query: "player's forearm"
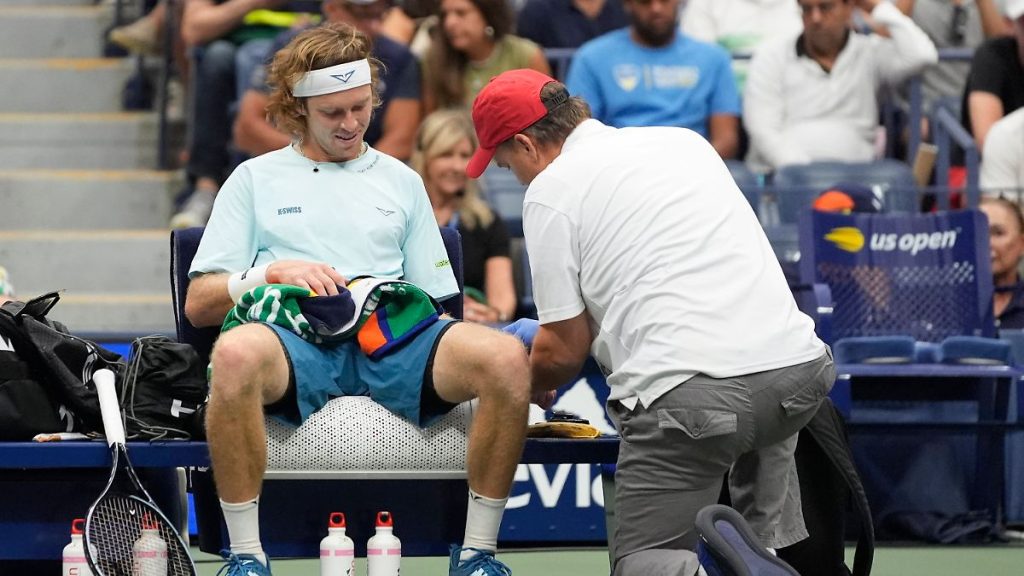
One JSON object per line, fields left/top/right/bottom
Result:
{"left": 529, "top": 327, "right": 586, "bottom": 393}
{"left": 184, "top": 272, "right": 235, "bottom": 328}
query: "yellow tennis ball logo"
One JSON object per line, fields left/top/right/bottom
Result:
{"left": 824, "top": 227, "right": 865, "bottom": 253}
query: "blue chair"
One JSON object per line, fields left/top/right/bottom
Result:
{"left": 773, "top": 160, "right": 920, "bottom": 225}
{"left": 724, "top": 159, "right": 762, "bottom": 216}
{"left": 798, "top": 209, "right": 1022, "bottom": 525}
{"left": 170, "top": 227, "right": 472, "bottom": 557}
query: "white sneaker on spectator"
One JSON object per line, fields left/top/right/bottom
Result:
{"left": 170, "top": 188, "right": 216, "bottom": 229}
{"left": 109, "top": 15, "right": 161, "bottom": 56}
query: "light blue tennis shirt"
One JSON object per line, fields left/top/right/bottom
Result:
{"left": 566, "top": 29, "right": 740, "bottom": 136}
{"left": 189, "top": 145, "right": 459, "bottom": 302}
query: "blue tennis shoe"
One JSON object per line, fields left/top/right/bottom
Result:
{"left": 449, "top": 545, "right": 512, "bottom": 576}
{"left": 216, "top": 550, "right": 272, "bottom": 576}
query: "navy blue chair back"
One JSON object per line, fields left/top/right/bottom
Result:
{"left": 773, "top": 160, "right": 919, "bottom": 224}
{"left": 798, "top": 209, "right": 994, "bottom": 342}
{"left": 170, "top": 227, "right": 465, "bottom": 361}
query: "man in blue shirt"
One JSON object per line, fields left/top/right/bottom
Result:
{"left": 565, "top": 0, "right": 740, "bottom": 158}
{"left": 517, "top": 0, "right": 628, "bottom": 49}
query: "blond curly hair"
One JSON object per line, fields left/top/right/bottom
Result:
{"left": 266, "top": 22, "right": 383, "bottom": 141}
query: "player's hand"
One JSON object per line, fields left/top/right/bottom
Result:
{"left": 531, "top": 389, "right": 556, "bottom": 410}
{"left": 266, "top": 260, "right": 346, "bottom": 296}
{"left": 502, "top": 318, "right": 539, "bottom": 348}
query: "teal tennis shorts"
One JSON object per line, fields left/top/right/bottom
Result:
{"left": 262, "top": 318, "right": 459, "bottom": 428}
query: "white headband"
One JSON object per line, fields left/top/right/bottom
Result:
{"left": 292, "top": 59, "right": 372, "bottom": 98}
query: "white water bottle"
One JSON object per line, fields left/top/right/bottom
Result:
{"left": 132, "top": 514, "right": 168, "bottom": 576}
{"left": 366, "top": 511, "right": 401, "bottom": 576}
{"left": 320, "top": 512, "right": 356, "bottom": 576}
{"left": 63, "top": 518, "right": 93, "bottom": 576}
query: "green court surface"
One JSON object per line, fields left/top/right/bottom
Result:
{"left": 193, "top": 544, "right": 1024, "bottom": 575}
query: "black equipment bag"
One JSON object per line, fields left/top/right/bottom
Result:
{"left": 777, "top": 398, "right": 874, "bottom": 576}
{"left": 121, "top": 335, "right": 208, "bottom": 440}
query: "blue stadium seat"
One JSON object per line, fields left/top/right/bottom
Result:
{"left": 773, "top": 160, "right": 919, "bottom": 225}
{"left": 724, "top": 159, "right": 762, "bottom": 216}
{"left": 480, "top": 164, "right": 527, "bottom": 237}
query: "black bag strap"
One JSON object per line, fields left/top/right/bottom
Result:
{"left": 804, "top": 398, "right": 874, "bottom": 576}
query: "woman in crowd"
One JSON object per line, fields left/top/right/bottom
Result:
{"left": 412, "top": 110, "right": 517, "bottom": 324}
{"left": 421, "top": 0, "right": 550, "bottom": 113}
{"left": 981, "top": 197, "right": 1024, "bottom": 328}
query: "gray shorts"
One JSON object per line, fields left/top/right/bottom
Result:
{"left": 608, "top": 348, "right": 835, "bottom": 574}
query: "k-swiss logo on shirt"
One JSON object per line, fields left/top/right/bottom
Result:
{"left": 376, "top": 206, "right": 395, "bottom": 216}
{"left": 277, "top": 206, "right": 302, "bottom": 215}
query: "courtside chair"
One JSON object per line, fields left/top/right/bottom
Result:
{"left": 798, "top": 209, "right": 1022, "bottom": 524}
{"left": 170, "top": 227, "right": 473, "bottom": 557}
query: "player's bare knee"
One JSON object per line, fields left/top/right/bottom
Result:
{"left": 477, "top": 337, "right": 530, "bottom": 405}
{"left": 209, "top": 326, "right": 279, "bottom": 400}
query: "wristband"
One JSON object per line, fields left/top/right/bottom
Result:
{"left": 227, "top": 264, "right": 270, "bottom": 302}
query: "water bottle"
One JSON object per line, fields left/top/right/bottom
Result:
{"left": 132, "top": 513, "right": 168, "bottom": 576}
{"left": 62, "top": 518, "right": 93, "bottom": 576}
{"left": 366, "top": 511, "right": 401, "bottom": 576}
{"left": 320, "top": 511, "right": 356, "bottom": 576}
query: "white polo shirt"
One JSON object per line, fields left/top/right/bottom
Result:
{"left": 524, "top": 120, "right": 825, "bottom": 409}
{"left": 981, "top": 107, "right": 1024, "bottom": 196}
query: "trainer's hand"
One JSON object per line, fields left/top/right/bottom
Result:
{"left": 501, "top": 318, "right": 539, "bottom": 348}
{"left": 531, "top": 389, "right": 557, "bottom": 410}
{"left": 266, "top": 260, "right": 347, "bottom": 296}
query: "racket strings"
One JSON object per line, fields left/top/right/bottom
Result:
{"left": 88, "top": 496, "right": 194, "bottom": 576}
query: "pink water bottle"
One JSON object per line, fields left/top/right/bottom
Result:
{"left": 320, "top": 512, "right": 355, "bottom": 576}
{"left": 62, "top": 518, "right": 93, "bottom": 576}
{"left": 366, "top": 511, "right": 401, "bottom": 576}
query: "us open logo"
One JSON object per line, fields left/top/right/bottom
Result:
{"left": 825, "top": 227, "right": 959, "bottom": 255}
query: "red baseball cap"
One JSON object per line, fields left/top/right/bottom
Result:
{"left": 466, "top": 69, "right": 559, "bottom": 179}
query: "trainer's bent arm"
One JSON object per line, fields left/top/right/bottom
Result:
{"left": 529, "top": 312, "right": 592, "bottom": 393}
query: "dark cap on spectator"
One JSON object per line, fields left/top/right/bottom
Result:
{"left": 813, "top": 183, "right": 881, "bottom": 214}
{"left": 467, "top": 69, "right": 559, "bottom": 178}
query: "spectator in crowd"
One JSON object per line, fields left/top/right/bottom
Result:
{"left": 980, "top": 197, "right": 1024, "bottom": 328}
{"left": 744, "top": 0, "right": 937, "bottom": 172}
{"left": 681, "top": 0, "right": 803, "bottom": 93}
{"left": 962, "top": 0, "right": 1024, "bottom": 152}
{"left": 187, "top": 23, "right": 533, "bottom": 576}
{"left": 981, "top": 107, "right": 1024, "bottom": 196}
{"left": 517, "top": 0, "right": 629, "bottom": 49}
{"left": 412, "top": 110, "right": 516, "bottom": 324}
{"left": 171, "top": 0, "right": 314, "bottom": 229}
{"left": 233, "top": 0, "right": 421, "bottom": 161}
{"left": 379, "top": 0, "right": 441, "bottom": 56}
{"left": 894, "top": 0, "right": 1007, "bottom": 117}
{"left": 566, "top": 0, "right": 741, "bottom": 159}
{"left": 422, "top": 0, "right": 550, "bottom": 113}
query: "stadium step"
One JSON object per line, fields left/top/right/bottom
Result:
{"left": 0, "top": 58, "right": 134, "bottom": 113}
{"left": 0, "top": 6, "right": 112, "bottom": 58}
{"left": 0, "top": 112, "right": 159, "bottom": 170}
{"left": 0, "top": 170, "right": 178, "bottom": 230}
{"left": 0, "top": 230, "right": 174, "bottom": 333}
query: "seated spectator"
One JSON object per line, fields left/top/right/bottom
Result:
{"left": 516, "top": 0, "right": 629, "bottom": 49}
{"left": 681, "top": 0, "right": 803, "bottom": 93}
{"left": 961, "top": 0, "right": 1024, "bottom": 152}
{"left": 109, "top": 0, "right": 168, "bottom": 56}
{"left": 744, "top": 0, "right": 937, "bottom": 172}
{"left": 171, "top": 0, "right": 314, "bottom": 229}
{"left": 565, "top": 0, "right": 741, "bottom": 158}
{"left": 412, "top": 110, "right": 516, "bottom": 324}
{"left": 894, "top": 0, "right": 1006, "bottom": 119}
{"left": 981, "top": 107, "right": 1024, "bottom": 198}
{"left": 233, "top": 0, "right": 421, "bottom": 161}
{"left": 980, "top": 197, "right": 1024, "bottom": 328}
{"left": 379, "top": 0, "right": 441, "bottom": 56}
{"left": 421, "top": 0, "right": 550, "bottom": 113}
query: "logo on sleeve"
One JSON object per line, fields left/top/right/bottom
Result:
{"left": 376, "top": 207, "right": 395, "bottom": 217}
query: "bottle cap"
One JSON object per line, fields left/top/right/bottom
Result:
{"left": 375, "top": 511, "right": 393, "bottom": 528}
{"left": 329, "top": 512, "right": 347, "bottom": 528}
{"left": 71, "top": 518, "right": 85, "bottom": 535}
{"left": 142, "top": 512, "right": 159, "bottom": 531}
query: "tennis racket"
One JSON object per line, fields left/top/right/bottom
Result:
{"left": 85, "top": 368, "right": 197, "bottom": 576}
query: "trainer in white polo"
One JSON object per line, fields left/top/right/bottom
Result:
{"left": 470, "top": 69, "right": 834, "bottom": 576}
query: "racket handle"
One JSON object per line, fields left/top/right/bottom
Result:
{"left": 94, "top": 368, "right": 125, "bottom": 445}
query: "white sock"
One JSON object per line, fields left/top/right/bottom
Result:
{"left": 220, "top": 498, "right": 267, "bottom": 566}
{"left": 459, "top": 489, "right": 507, "bottom": 561}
